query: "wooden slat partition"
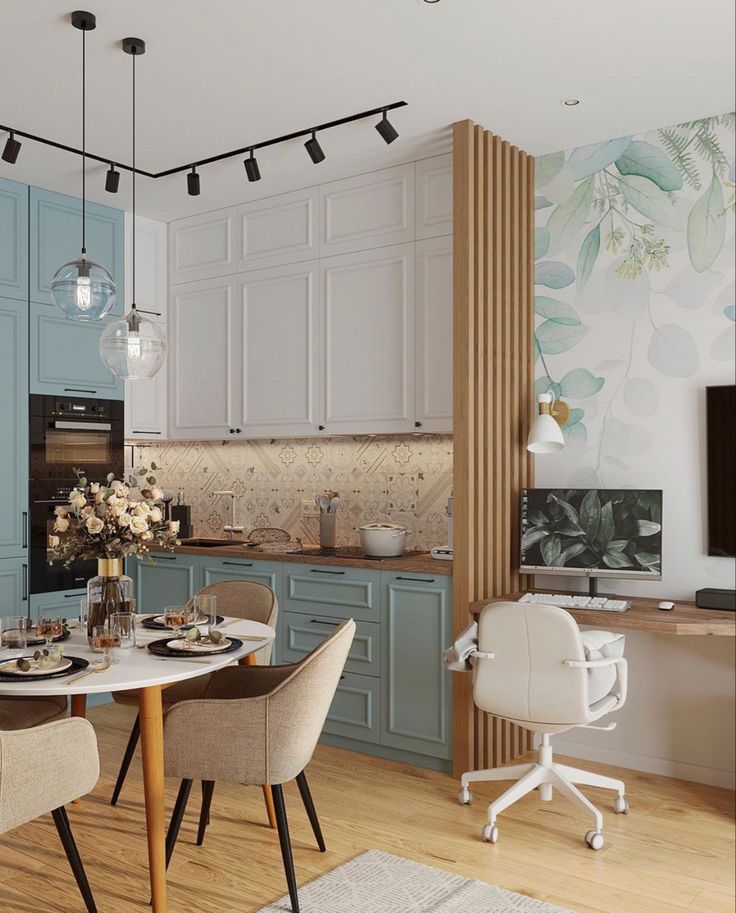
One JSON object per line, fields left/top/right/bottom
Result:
{"left": 452, "top": 120, "right": 535, "bottom": 777}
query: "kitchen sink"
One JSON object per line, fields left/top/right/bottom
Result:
{"left": 178, "top": 538, "right": 247, "bottom": 548}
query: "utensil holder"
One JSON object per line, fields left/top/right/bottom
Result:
{"left": 319, "top": 513, "right": 336, "bottom": 549}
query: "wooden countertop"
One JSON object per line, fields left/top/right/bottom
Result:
{"left": 160, "top": 543, "right": 453, "bottom": 576}
{"left": 469, "top": 592, "right": 735, "bottom": 635}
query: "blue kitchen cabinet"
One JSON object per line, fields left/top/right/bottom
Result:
{"left": 0, "top": 297, "right": 29, "bottom": 560}
{"left": 323, "top": 671, "right": 382, "bottom": 745}
{"left": 0, "top": 557, "right": 28, "bottom": 618}
{"left": 282, "top": 562, "right": 381, "bottom": 622}
{"left": 30, "top": 588, "right": 87, "bottom": 621}
{"left": 132, "top": 553, "right": 200, "bottom": 616}
{"left": 380, "top": 572, "right": 453, "bottom": 760}
{"left": 0, "top": 176, "right": 28, "bottom": 301}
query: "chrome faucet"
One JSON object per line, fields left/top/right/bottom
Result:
{"left": 213, "top": 490, "right": 244, "bottom": 539}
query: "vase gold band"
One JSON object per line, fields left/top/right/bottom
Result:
{"left": 97, "top": 558, "right": 124, "bottom": 577}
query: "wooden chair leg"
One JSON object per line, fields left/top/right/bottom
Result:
{"left": 262, "top": 784, "right": 277, "bottom": 829}
{"left": 165, "top": 779, "right": 192, "bottom": 869}
{"left": 197, "top": 781, "right": 215, "bottom": 846}
{"left": 111, "top": 714, "right": 140, "bottom": 806}
{"left": 295, "top": 770, "right": 326, "bottom": 852}
{"left": 272, "top": 784, "right": 300, "bottom": 913}
{"left": 51, "top": 807, "right": 98, "bottom": 913}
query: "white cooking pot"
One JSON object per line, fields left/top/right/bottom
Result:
{"left": 358, "top": 522, "right": 411, "bottom": 557}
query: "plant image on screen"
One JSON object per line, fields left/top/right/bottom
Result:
{"left": 521, "top": 489, "right": 662, "bottom": 573}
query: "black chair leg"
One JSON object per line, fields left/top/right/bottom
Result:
{"left": 272, "top": 784, "right": 300, "bottom": 913}
{"left": 165, "top": 779, "right": 193, "bottom": 869}
{"left": 197, "top": 780, "right": 215, "bottom": 846}
{"left": 110, "top": 713, "right": 140, "bottom": 806}
{"left": 296, "top": 770, "right": 326, "bottom": 852}
{"left": 51, "top": 807, "right": 98, "bottom": 913}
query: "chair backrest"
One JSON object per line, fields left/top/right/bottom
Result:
{"left": 187, "top": 580, "right": 278, "bottom": 663}
{"left": 473, "top": 602, "right": 590, "bottom": 727}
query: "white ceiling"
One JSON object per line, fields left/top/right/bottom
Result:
{"left": 1, "top": 0, "right": 733, "bottom": 222}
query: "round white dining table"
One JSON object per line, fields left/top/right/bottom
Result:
{"left": 0, "top": 617, "right": 275, "bottom": 913}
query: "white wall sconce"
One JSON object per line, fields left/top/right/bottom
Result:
{"left": 527, "top": 392, "right": 566, "bottom": 454}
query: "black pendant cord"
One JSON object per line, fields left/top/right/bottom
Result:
{"left": 81, "top": 27, "right": 86, "bottom": 254}
{"left": 131, "top": 48, "right": 136, "bottom": 311}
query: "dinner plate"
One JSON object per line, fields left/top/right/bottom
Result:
{"left": 1, "top": 627, "right": 71, "bottom": 648}
{"left": 0, "top": 655, "right": 72, "bottom": 678}
{"left": 165, "top": 637, "right": 233, "bottom": 654}
{"left": 142, "top": 615, "right": 225, "bottom": 631}
{"left": 146, "top": 636, "right": 243, "bottom": 658}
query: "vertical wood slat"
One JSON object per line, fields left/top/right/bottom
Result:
{"left": 452, "top": 120, "right": 535, "bottom": 776}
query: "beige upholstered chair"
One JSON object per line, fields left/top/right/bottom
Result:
{"left": 163, "top": 619, "right": 355, "bottom": 913}
{"left": 0, "top": 694, "right": 67, "bottom": 730}
{"left": 110, "top": 579, "right": 279, "bottom": 806}
{"left": 0, "top": 717, "right": 100, "bottom": 913}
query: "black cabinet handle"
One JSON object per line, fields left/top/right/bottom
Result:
{"left": 339, "top": 674, "right": 346, "bottom": 681}
{"left": 222, "top": 561, "right": 253, "bottom": 567}
{"left": 153, "top": 555, "right": 178, "bottom": 561}
{"left": 132, "top": 430, "right": 162, "bottom": 435}
{"left": 235, "top": 428, "right": 242, "bottom": 434}
{"left": 64, "top": 387, "right": 97, "bottom": 394}
{"left": 395, "top": 576, "right": 436, "bottom": 583}
{"left": 309, "top": 568, "right": 345, "bottom": 576}
{"left": 22, "top": 564, "right": 28, "bottom": 601}
{"left": 318, "top": 425, "right": 325, "bottom": 431}
{"left": 309, "top": 619, "right": 340, "bottom": 626}
{"left": 414, "top": 421, "right": 422, "bottom": 428}
{"left": 63, "top": 593, "right": 81, "bottom": 598}
{"left": 229, "top": 428, "right": 235, "bottom": 434}
{"left": 22, "top": 511, "right": 27, "bottom": 549}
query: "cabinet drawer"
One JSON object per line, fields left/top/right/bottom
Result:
{"left": 323, "top": 671, "right": 381, "bottom": 744}
{"left": 30, "top": 588, "right": 86, "bottom": 621}
{"left": 201, "top": 556, "right": 281, "bottom": 595}
{"left": 281, "top": 611, "right": 380, "bottom": 677}
{"left": 283, "top": 563, "right": 381, "bottom": 622}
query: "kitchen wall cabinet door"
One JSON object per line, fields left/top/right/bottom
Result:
{"left": 0, "top": 176, "right": 28, "bottom": 301}
{"left": 168, "top": 208, "right": 237, "bottom": 284}
{"left": 237, "top": 187, "right": 319, "bottom": 271}
{"left": 0, "top": 557, "right": 28, "bottom": 618}
{"left": 124, "top": 215, "right": 168, "bottom": 440}
{"left": 416, "top": 237, "right": 453, "bottom": 432}
{"left": 168, "top": 278, "right": 240, "bottom": 439}
{"left": 237, "top": 262, "right": 319, "bottom": 437}
{"left": 415, "top": 155, "right": 453, "bottom": 240}
{"left": 132, "top": 554, "right": 199, "bottom": 615}
{"left": 30, "top": 187, "right": 124, "bottom": 311}
{"left": 381, "top": 572, "right": 453, "bottom": 759}
{"left": 320, "top": 164, "right": 415, "bottom": 257}
{"left": 321, "top": 244, "right": 415, "bottom": 434}
{"left": 0, "top": 297, "right": 28, "bottom": 559}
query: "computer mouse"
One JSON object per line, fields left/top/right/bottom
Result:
{"left": 658, "top": 601, "right": 675, "bottom": 611}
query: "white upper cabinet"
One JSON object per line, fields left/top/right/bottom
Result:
{"left": 169, "top": 208, "right": 237, "bottom": 284}
{"left": 320, "top": 164, "right": 415, "bottom": 257}
{"left": 169, "top": 278, "right": 239, "bottom": 439}
{"left": 237, "top": 262, "right": 319, "bottom": 436}
{"left": 416, "top": 237, "right": 453, "bottom": 433}
{"left": 415, "top": 155, "right": 453, "bottom": 240}
{"left": 125, "top": 215, "right": 168, "bottom": 440}
{"left": 321, "top": 244, "right": 415, "bottom": 435}
{"left": 237, "top": 187, "right": 319, "bottom": 270}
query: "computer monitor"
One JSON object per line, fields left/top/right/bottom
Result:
{"left": 520, "top": 488, "right": 662, "bottom": 595}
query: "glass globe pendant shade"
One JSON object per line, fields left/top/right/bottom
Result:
{"left": 99, "top": 308, "right": 167, "bottom": 380}
{"left": 50, "top": 253, "right": 117, "bottom": 321}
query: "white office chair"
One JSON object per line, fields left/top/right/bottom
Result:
{"left": 459, "top": 601, "right": 628, "bottom": 850}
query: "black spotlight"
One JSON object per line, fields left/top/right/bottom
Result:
{"left": 105, "top": 164, "right": 120, "bottom": 193}
{"left": 375, "top": 110, "right": 399, "bottom": 145}
{"left": 305, "top": 131, "right": 325, "bottom": 164}
{"left": 244, "top": 149, "right": 261, "bottom": 182}
{"left": 187, "top": 167, "right": 200, "bottom": 196}
{"left": 2, "top": 131, "right": 21, "bottom": 164}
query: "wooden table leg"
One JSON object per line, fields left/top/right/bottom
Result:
{"left": 138, "top": 685, "right": 167, "bottom": 913}
{"left": 70, "top": 694, "right": 87, "bottom": 718}
{"left": 239, "top": 652, "right": 277, "bottom": 829}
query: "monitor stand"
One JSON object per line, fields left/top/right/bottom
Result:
{"left": 587, "top": 577, "right": 616, "bottom": 599}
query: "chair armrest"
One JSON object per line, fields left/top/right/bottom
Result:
{"left": 564, "top": 656, "right": 628, "bottom": 708}
{"left": 0, "top": 718, "right": 99, "bottom": 834}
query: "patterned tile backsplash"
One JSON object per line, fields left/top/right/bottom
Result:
{"left": 131, "top": 435, "right": 453, "bottom": 550}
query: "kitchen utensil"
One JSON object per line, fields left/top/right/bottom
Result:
{"left": 328, "top": 496, "right": 341, "bottom": 513}
{"left": 358, "top": 521, "right": 411, "bottom": 557}
{"left": 315, "top": 494, "right": 329, "bottom": 513}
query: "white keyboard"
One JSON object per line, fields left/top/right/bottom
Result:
{"left": 518, "top": 593, "right": 630, "bottom": 612}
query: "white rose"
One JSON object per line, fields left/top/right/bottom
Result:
{"left": 81, "top": 505, "right": 95, "bottom": 519}
{"left": 130, "top": 515, "right": 149, "bottom": 535}
{"left": 134, "top": 503, "right": 151, "bottom": 517}
{"left": 54, "top": 516, "right": 70, "bottom": 533}
{"left": 150, "top": 487, "right": 164, "bottom": 502}
{"left": 85, "top": 516, "right": 105, "bottom": 534}
{"left": 168, "top": 520, "right": 180, "bottom": 533}
{"left": 149, "top": 506, "right": 162, "bottom": 523}
{"left": 118, "top": 512, "right": 133, "bottom": 528}
{"left": 140, "top": 530, "right": 154, "bottom": 541}
{"left": 107, "top": 496, "right": 128, "bottom": 515}
{"left": 54, "top": 505, "right": 69, "bottom": 518}
{"left": 94, "top": 491, "right": 104, "bottom": 504}
{"left": 89, "top": 482, "right": 100, "bottom": 494}
{"left": 48, "top": 535, "right": 60, "bottom": 548}
{"left": 69, "top": 491, "right": 86, "bottom": 510}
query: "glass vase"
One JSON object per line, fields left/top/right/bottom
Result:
{"left": 86, "top": 559, "right": 134, "bottom": 644}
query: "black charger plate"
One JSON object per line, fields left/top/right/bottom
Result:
{"left": 141, "top": 615, "right": 225, "bottom": 631}
{"left": 146, "top": 636, "right": 243, "bottom": 658}
{"left": 0, "top": 655, "right": 89, "bottom": 683}
{"left": 1, "top": 627, "right": 72, "bottom": 648}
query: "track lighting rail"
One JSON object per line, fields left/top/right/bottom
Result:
{"left": 0, "top": 101, "right": 407, "bottom": 181}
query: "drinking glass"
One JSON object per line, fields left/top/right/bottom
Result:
{"left": 110, "top": 612, "right": 136, "bottom": 649}
{"left": 36, "top": 616, "right": 63, "bottom": 648}
{"left": 163, "top": 605, "right": 191, "bottom": 638}
{"left": 194, "top": 594, "right": 218, "bottom": 629}
{"left": 1, "top": 616, "right": 28, "bottom": 655}
{"left": 91, "top": 624, "right": 121, "bottom": 659}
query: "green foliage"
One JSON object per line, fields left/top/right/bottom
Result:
{"left": 687, "top": 173, "right": 726, "bottom": 272}
{"left": 534, "top": 296, "right": 581, "bottom": 325}
{"left": 615, "top": 140, "right": 683, "bottom": 191}
{"left": 577, "top": 225, "right": 600, "bottom": 288}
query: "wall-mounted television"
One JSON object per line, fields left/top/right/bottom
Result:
{"left": 706, "top": 385, "right": 735, "bottom": 558}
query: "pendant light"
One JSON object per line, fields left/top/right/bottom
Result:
{"left": 50, "top": 11, "right": 116, "bottom": 321}
{"left": 99, "top": 37, "right": 166, "bottom": 381}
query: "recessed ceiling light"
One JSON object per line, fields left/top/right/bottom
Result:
{"left": 562, "top": 98, "right": 581, "bottom": 106}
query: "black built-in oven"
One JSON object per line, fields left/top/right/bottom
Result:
{"left": 30, "top": 395, "right": 124, "bottom": 594}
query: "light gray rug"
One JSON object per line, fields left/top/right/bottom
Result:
{"left": 257, "top": 849, "right": 573, "bottom": 913}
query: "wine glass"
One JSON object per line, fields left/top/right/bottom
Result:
{"left": 91, "top": 624, "right": 121, "bottom": 660}
{"left": 163, "top": 605, "right": 192, "bottom": 639}
{"left": 36, "top": 616, "right": 63, "bottom": 648}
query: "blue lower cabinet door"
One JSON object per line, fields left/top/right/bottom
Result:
{"left": 281, "top": 612, "right": 380, "bottom": 677}
{"left": 201, "top": 557, "right": 281, "bottom": 595}
{"left": 30, "top": 588, "right": 86, "bottom": 621}
{"left": 283, "top": 563, "right": 381, "bottom": 622}
{"left": 323, "top": 671, "right": 381, "bottom": 744}
{"left": 132, "top": 554, "right": 199, "bottom": 616}
{"left": 0, "top": 558, "right": 28, "bottom": 618}
{"left": 381, "top": 574, "right": 453, "bottom": 759}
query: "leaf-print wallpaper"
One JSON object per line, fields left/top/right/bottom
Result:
{"left": 534, "top": 111, "right": 735, "bottom": 598}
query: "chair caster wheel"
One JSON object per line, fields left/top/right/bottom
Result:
{"left": 481, "top": 824, "right": 499, "bottom": 844}
{"left": 585, "top": 829, "right": 604, "bottom": 850}
{"left": 614, "top": 796, "right": 629, "bottom": 814}
{"left": 459, "top": 787, "right": 473, "bottom": 806}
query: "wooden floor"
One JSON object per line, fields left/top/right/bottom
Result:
{"left": 1, "top": 703, "right": 734, "bottom": 913}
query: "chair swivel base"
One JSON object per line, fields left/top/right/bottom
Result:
{"left": 459, "top": 734, "right": 628, "bottom": 850}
